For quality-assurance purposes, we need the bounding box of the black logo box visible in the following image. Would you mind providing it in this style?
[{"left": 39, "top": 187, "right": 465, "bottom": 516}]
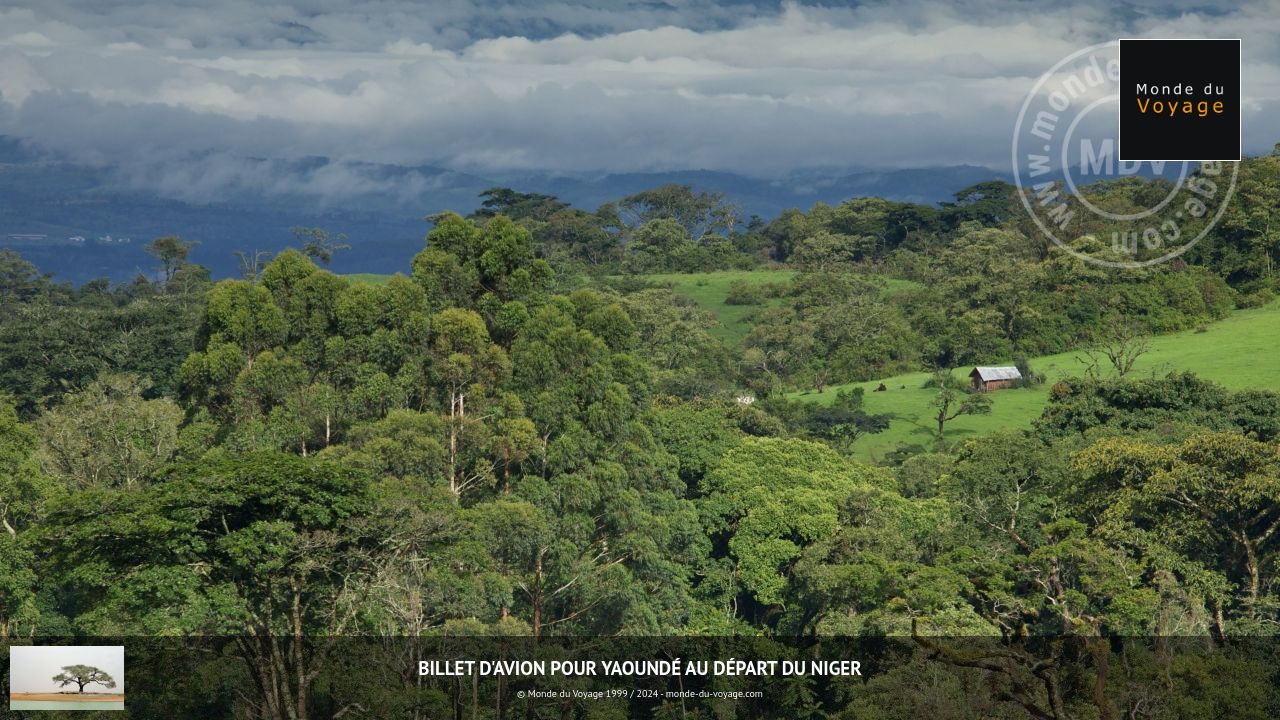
[{"left": 1119, "top": 38, "right": 1241, "bottom": 161}]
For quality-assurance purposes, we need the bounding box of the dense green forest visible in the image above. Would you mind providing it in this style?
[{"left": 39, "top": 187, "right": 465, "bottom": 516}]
[{"left": 3, "top": 152, "right": 1280, "bottom": 719}]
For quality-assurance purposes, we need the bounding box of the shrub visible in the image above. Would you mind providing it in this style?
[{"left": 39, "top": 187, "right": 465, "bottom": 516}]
[
  {"left": 725, "top": 280, "right": 768, "bottom": 306},
  {"left": 1014, "top": 356, "right": 1045, "bottom": 387},
  {"left": 1238, "top": 288, "right": 1275, "bottom": 309}
]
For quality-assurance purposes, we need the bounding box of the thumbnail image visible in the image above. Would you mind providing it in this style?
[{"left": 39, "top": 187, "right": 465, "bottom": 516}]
[{"left": 9, "top": 646, "right": 124, "bottom": 711}]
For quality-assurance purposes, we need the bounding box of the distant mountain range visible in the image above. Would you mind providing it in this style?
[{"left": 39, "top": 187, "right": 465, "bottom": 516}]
[{"left": 0, "top": 136, "right": 1006, "bottom": 283}]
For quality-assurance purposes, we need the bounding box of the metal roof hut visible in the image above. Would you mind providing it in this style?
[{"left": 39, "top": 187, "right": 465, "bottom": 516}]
[{"left": 969, "top": 366, "right": 1022, "bottom": 392}]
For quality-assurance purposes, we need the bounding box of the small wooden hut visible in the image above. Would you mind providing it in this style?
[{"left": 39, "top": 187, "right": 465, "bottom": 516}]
[{"left": 969, "top": 366, "right": 1022, "bottom": 392}]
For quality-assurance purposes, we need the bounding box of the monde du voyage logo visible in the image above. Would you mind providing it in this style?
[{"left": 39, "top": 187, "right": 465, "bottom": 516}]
[{"left": 1013, "top": 39, "right": 1241, "bottom": 268}]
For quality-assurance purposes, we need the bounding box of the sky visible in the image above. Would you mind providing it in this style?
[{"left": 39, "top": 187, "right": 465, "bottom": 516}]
[
  {"left": 1, "top": 0, "right": 1278, "bottom": 196},
  {"left": 9, "top": 646, "right": 125, "bottom": 694}
]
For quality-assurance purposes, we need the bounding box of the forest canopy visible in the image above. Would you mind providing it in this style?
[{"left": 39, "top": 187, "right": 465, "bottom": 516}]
[{"left": 3, "top": 158, "right": 1280, "bottom": 719}]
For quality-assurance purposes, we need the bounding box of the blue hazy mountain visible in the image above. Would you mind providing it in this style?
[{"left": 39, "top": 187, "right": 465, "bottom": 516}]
[{"left": 0, "top": 138, "right": 1006, "bottom": 283}]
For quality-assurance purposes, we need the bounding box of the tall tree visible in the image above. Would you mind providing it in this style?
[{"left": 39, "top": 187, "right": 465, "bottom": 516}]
[
  {"left": 931, "top": 369, "right": 991, "bottom": 440},
  {"left": 291, "top": 227, "right": 351, "bottom": 267},
  {"left": 0, "top": 249, "right": 45, "bottom": 307},
  {"left": 52, "top": 665, "right": 117, "bottom": 694},
  {"left": 429, "top": 308, "right": 511, "bottom": 499},
  {"left": 201, "top": 280, "right": 288, "bottom": 363},
  {"left": 0, "top": 531, "right": 37, "bottom": 638},
  {"left": 701, "top": 437, "right": 894, "bottom": 611},
  {"left": 1077, "top": 432, "right": 1280, "bottom": 631},
  {"left": 0, "top": 400, "right": 45, "bottom": 638},
  {"left": 1091, "top": 314, "right": 1153, "bottom": 378},
  {"left": 36, "top": 374, "right": 183, "bottom": 489},
  {"left": 413, "top": 212, "right": 553, "bottom": 313},
  {"left": 615, "top": 184, "right": 738, "bottom": 238},
  {"left": 939, "top": 181, "right": 1017, "bottom": 227},
  {"left": 144, "top": 235, "right": 198, "bottom": 283},
  {"left": 48, "top": 452, "right": 376, "bottom": 720},
  {"left": 0, "top": 397, "right": 50, "bottom": 537},
  {"left": 469, "top": 188, "right": 568, "bottom": 222}
]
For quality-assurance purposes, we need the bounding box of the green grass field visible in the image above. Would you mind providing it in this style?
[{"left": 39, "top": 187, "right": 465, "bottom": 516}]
[
  {"left": 639, "top": 270, "right": 796, "bottom": 343},
  {"left": 345, "top": 272, "right": 395, "bottom": 285},
  {"left": 639, "top": 270, "right": 919, "bottom": 344},
  {"left": 792, "top": 300, "right": 1280, "bottom": 463}
]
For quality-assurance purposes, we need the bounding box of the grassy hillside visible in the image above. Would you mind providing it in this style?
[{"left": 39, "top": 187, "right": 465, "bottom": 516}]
[
  {"left": 639, "top": 270, "right": 920, "bottom": 344},
  {"left": 639, "top": 270, "right": 796, "bottom": 343},
  {"left": 792, "top": 300, "right": 1280, "bottom": 463},
  {"left": 346, "top": 272, "right": 395, "bottom": 285}
]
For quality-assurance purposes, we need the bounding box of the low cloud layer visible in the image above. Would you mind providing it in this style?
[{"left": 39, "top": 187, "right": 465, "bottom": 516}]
[{"left": 2, "top": 0, "right": 1278, "bottom": 200}]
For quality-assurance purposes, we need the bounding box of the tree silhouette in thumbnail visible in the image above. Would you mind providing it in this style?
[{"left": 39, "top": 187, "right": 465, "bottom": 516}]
[{"left": 51, "top": 664, "right": 117, "bottom": 694}]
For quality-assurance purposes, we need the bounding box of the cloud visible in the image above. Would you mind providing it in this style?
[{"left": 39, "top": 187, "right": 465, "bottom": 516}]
[{"left": 1, "top": 0, "right": 1277, "bottom": 202}]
